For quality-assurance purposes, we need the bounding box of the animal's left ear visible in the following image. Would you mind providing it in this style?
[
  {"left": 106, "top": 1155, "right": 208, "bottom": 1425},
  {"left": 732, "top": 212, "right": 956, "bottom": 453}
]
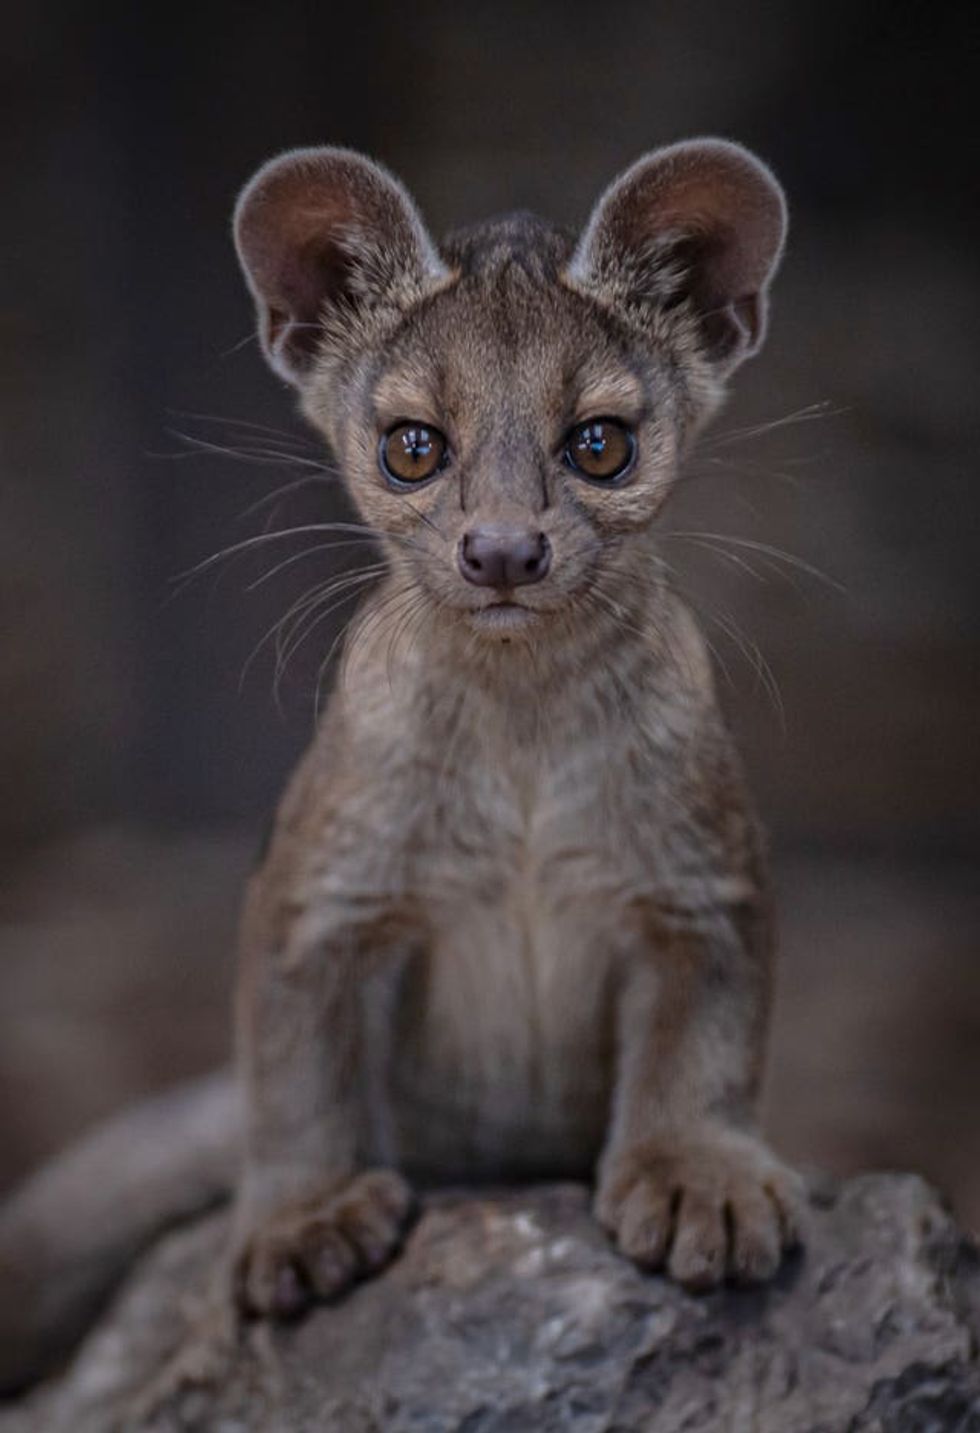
[{"left": 567, "top": 139, "right": 787, "bottom": 372}]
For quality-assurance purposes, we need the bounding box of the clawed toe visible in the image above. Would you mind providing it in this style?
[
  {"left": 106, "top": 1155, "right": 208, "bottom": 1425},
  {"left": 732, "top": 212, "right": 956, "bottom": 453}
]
[
  {"left": 597, "top": 1131, "right": 804, "bottom": 1290},
  {"left": 234, "top": 1169, "right": 416, "bottom": 1319}
]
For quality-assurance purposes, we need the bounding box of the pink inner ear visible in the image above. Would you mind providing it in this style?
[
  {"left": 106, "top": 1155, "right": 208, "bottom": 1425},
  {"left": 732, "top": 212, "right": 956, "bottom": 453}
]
[
  {"left": 234, "top": 146, "right": 446, "bottom": 385},
  {"left": 275, "top": 236, "right": 346, "bottom": 318},
  {"left": 570, "top": 139, "right": 786, "bottom": 368},
  {"left": 238, "top": 183, "right": 357, "bottom": 315},
  {"left": 262, "top": 235, "right": 360, "bottom": 373},
  {"left": 632, "top": 166, "right": 784, "bottom": 302}
]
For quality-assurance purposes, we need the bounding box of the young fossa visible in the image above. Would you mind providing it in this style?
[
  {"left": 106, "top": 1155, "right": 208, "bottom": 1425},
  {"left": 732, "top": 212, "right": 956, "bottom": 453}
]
[{"left": 229, "top": 137, "right": 805, "bottom": 1320}]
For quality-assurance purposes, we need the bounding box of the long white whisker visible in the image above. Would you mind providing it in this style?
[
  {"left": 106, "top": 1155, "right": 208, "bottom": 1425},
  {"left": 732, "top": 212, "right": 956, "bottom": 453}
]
[
  {"left": 245, "top": 540, "right": 382, "bottom": 591},
  {"left": 168, "top": 410, "right": 318, "bottom": 450},
  {"left": 269, "top": 573, "right": 387, "bottom": 708},
  {"left": 163, "top": 428, "right": 330, "bottom": 472},
  {"left": 173, "top": 523, "right": 388, "bottom": 587},
  {"left": 705, "top": 401, "right": 845, "bottom": 449},
  {"left": 238, "top": 565, "right": 387, "bottom": 694},
  {"left": 662, "top": 531, "right": 845, "bottom": 592},
  {"left": 234, "top": 476, "right": 332, "bottom": 524},
  {"left": 274, "top": 568, "right": 388, "bottom": 676}
]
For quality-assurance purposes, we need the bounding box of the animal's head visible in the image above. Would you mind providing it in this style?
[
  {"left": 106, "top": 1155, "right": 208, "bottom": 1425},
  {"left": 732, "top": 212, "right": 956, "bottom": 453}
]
[{"left": 234, "top": 141, "right": 785, "bottom": 646}]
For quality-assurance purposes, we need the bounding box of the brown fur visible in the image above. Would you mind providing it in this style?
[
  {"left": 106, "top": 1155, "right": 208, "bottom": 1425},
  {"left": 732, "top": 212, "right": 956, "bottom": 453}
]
[{"left": 230, "top": 139, "right": 804, "bottom": 1317}]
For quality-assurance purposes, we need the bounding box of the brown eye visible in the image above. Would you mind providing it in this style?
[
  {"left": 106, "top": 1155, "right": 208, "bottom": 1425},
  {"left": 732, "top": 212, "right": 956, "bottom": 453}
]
[
  {"left": 379, "top": 422, "right": 447, "bottom": 485},
  {"left": 564, "top": 418, "right": 635, "bottom": 483}
]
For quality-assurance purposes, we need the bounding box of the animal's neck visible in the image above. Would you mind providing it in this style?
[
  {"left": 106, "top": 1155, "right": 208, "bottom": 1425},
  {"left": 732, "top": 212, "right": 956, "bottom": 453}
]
[{"left": 335, "top": 549, "right": 677, "bottom": 744}]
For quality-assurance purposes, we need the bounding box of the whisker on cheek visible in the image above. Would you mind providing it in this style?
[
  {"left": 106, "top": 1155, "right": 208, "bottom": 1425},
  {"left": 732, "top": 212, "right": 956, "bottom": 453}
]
[
  {"left": 273, "top": 570, "right": 389, "bottom": 683},
  {"left": 660, "top": 531, "right": 844, "bottom": 594},
  {"left": 162, "top": 427, "right": 332, "bottom": 472},
  {"left": 245, "top": 539, "right": 384, "bottom": 591},
  {"left": 238, "top": 565, "right": 387, "bottom": 702},
  {"left": 168, "top": 409, "right": 320, "bottom": 450},
  {"left": 704, "top": 400, "right": 844, "bottom": 449}
]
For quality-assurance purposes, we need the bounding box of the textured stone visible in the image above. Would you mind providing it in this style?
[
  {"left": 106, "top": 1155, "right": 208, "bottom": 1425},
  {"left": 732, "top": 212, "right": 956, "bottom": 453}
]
[{"left": 2, "top": 1175, "right": 978, "bottom": 1431}]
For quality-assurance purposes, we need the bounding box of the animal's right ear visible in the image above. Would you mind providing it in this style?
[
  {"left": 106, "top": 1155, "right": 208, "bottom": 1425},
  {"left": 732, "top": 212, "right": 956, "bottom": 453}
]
[
  {"left": 234, "top": 147, "right": 447, "bottom": 386},
  {"left": 567, "top": 139, "right": 787, "bottom": 374}
]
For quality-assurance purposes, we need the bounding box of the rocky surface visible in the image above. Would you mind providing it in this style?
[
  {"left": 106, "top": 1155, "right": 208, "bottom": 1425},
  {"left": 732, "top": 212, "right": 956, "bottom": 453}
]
[{"left": 1, "top": 1174, "right": 978, "bottom": 1431}]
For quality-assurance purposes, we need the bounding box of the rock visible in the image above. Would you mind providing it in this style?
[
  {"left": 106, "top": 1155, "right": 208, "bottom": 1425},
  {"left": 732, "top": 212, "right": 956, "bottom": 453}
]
[{"left": 1, "top": 1175, "right": 978, "bottom": 1432}]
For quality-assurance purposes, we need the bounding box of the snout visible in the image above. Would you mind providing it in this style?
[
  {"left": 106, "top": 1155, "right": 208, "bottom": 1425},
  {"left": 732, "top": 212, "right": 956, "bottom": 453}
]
[{"left": 457, "top": 526, "right": 551, "bottom": 589}]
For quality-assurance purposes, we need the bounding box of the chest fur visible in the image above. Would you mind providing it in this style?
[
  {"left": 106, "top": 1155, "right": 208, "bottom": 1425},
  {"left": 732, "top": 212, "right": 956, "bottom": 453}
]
[{"left": 381, "top": 728, "right": 636, "bottom": 1170}]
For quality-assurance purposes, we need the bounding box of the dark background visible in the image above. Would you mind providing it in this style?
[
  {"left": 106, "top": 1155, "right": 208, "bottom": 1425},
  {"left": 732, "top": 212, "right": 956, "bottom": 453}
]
[{"left": 2, "top": 3, "right": 978, "bottom": 1223}]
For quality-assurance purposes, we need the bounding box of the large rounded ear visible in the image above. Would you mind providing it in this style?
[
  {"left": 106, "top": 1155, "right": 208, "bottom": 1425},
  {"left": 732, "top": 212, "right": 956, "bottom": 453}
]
[
  {"left": 566, "top": 139, "right": 787, "bottom": 373},
  {"left": 234, "top": 147, "right": 448, "bottom": 386}
]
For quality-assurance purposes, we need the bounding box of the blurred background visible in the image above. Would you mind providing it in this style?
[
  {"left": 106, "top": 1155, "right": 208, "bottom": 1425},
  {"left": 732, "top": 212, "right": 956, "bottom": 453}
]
[{"left": 2, "top": 3, "right": 978, "bottom": 1226}]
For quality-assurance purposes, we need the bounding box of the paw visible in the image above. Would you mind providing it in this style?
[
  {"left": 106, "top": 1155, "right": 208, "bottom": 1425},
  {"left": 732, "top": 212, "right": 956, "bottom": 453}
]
[
  {"left": 233, "top": 1169, "right": 416, "bottom": 1319},
  {"left": 595, "top": 1129, "right": 804, "bottom": 1290}
]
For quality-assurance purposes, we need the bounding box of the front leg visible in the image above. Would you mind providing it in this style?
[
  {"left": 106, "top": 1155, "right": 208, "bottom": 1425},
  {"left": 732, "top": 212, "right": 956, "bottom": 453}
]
[
  {"left": 596, "top": 897, "right": 804, "bottom": 1289},
  {"left": 232, "top": 880, "right": 414, "bottom": 1319}
]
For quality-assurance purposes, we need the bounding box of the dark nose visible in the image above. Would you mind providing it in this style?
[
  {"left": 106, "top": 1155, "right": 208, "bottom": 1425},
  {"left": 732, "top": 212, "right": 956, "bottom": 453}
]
[{"left": 458, "top": 527, "right": 552, "bottom": 588}]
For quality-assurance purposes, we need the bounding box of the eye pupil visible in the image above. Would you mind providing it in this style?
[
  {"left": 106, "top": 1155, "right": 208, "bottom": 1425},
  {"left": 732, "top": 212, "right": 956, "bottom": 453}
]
[
  {"left": 565, "top": 418, "right": 634, "bottom": 482},
  {"left": 381, "top": 422, "right": 447, "bottom": 485}
]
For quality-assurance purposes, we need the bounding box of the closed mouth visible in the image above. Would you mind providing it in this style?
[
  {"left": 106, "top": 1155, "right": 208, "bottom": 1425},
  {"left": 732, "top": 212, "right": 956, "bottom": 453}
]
[{"left": 467, "top": 600, "right": 539, "bottom": 632}]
